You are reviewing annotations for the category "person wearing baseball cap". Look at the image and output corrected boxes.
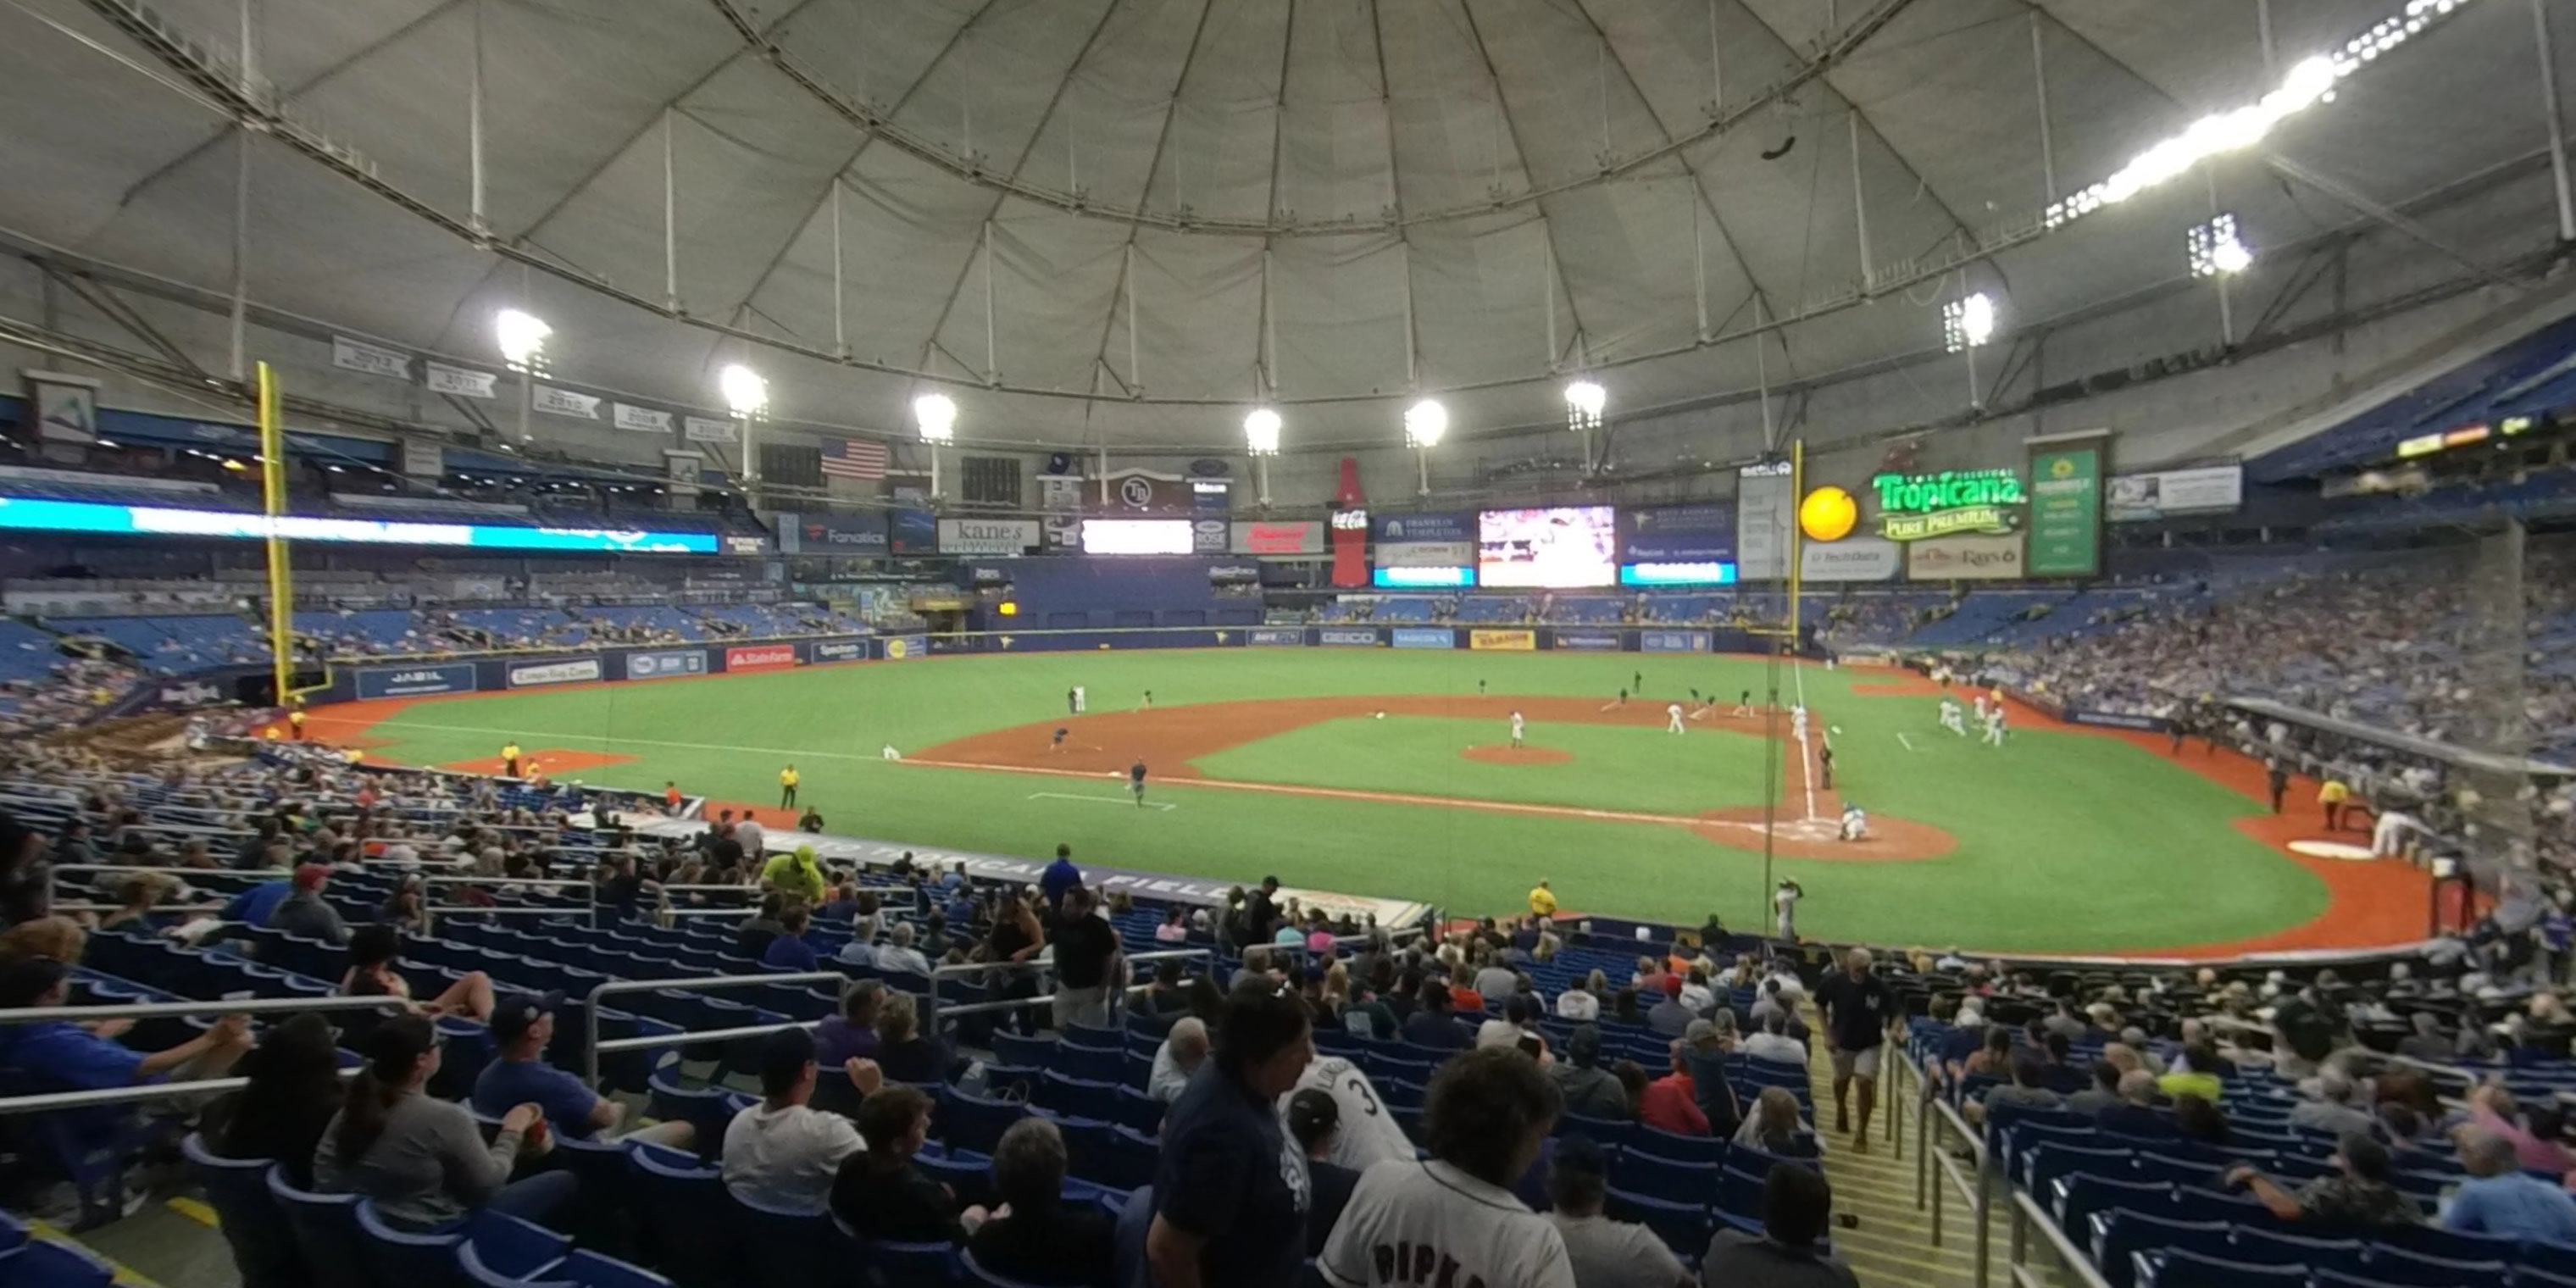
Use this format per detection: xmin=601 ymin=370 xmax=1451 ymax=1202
xmin=1646 ymin=974 xmax=1696 ymax=1038
xmin=469 ymin=992 xmax=695 ymax=1150
xmin=267 ymin=864 xmax=348 ymax=945
xmin=1679 ymin=1019 xmax=1743 ymax=1138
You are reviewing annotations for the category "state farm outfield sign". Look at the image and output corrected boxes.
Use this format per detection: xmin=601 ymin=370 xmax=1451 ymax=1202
xmin=508 ymin=658 xmax=602 ymax=688
xmin=725 ymin=644 xmax=799 ymax=672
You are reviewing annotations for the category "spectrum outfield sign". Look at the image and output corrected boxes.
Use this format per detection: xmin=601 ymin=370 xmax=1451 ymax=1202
xmin=1869 ymin=469 xmax=2024 ymax=541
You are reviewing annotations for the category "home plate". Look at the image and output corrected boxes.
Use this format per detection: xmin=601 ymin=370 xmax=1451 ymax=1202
xmin=2288 ymin=840 xmax=2376 ymax=862
xmin=1030 ymin=791 xmax=1174 ymax=812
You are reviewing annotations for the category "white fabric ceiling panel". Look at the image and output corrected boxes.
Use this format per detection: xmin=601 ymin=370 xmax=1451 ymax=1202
xmin=1124 ymin=230 xmax=1263 ymax=402
xmin=830 ymin=145 xmax=1002 ymax=370
xmin=1269 ymin=231 xmax=1406 ymax=398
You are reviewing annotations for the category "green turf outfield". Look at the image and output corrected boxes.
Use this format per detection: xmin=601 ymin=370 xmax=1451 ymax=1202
xmin=344 ymin=650 xmax=2328 ymax=953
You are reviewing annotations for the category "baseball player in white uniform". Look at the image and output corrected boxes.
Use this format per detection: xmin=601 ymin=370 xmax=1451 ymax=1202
xmin=1791 ymin=703 xmax=1810 ymax=741
xmin=1972 ymin=693 xmax=1990 ymax=724
xmin=1510 ymin=711 xmax=1525 ymax=748
xmin=1939 ymin=698 xmax=1967 ymax=736
xmin=1980 ymin=707 xmax=2007 ymax=747
xmin=1840 ymin=803 xmax=1868 ymax=841
xmin=1666 ymin=702 xmax=1686 ymax=735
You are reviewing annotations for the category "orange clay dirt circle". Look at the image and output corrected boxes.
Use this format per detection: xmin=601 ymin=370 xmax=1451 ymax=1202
xmin=1460 ymin=744 xmax=1573 ymax=766
xmin=908 ymin=693 xmax=1954 ymax=863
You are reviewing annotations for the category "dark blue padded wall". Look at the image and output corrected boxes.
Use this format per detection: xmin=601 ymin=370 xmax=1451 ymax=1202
xmin=968 ymin=558 xmax=1254 ymax=648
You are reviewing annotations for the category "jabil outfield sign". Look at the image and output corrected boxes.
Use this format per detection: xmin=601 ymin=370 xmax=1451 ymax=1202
xmin=1870 ymin=469 xmax=2024 ymax=541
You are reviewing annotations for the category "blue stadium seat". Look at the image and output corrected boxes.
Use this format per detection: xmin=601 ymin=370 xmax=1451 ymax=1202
xmin=1097 ymin=1126 xmax=1161 ymax=1193
xmin=2141 ymin=1249 xmax=2309 ymax=1288
xmin=1055 ymin=1044 xmax=1125 ymax=1085
xmin=2312 ymin=1274 xmax=2424 ymax=1288
xmin=1635 ymin=1124 xmax=1729 ymax=1166
xmin=2054 ymin=1175 xmax=2174 ymax=1238
xmin=2089 ymin=1212 xmax=2228 ymax=1288
xmin=961 ymin=1250 xmax=1055 ymax=1288
xmin=266 ymin=1168 xmax=369 ymax=1288
xmin=916 ymin=1149 xmax=997 ymax=1212
xmin=464 ymin=1211 xmax=571 ymax=1280
xmin=1717 ymin=1167 xmax=1768 ymax=1221
xmin=2166 ymin=1188 xmax=2279 ymax=1228
xmin=2030 ymin=1143 xmax=2135 ymax=1197
xmin=2226 ymin=1227 xmax=2363 ymax=1275
xmin=556 ymin=1251 xmax=675 ymax=1288
xmin=1557 ymin=1113 xmax=1635 ymax=1152
xmin=354 ymin=1200 xmax=464 ymax=1288
xmin=2359 ymin=1245 xmax=2509 ymax=1287
xmin=628 ymin=1146 xmax=730 ymax=1288
xmin=728 ymin=1191 xmax=845 ymax=1288
xmin=1109 ymin=1087 xmax=1163 ymax=1136
xmin=180 ymin=1135 xmax=303 ymax=1288
xmin=2525 ymin=1241 xmax=2576 ymax=1280
xmin=943 ymin=1090 xmax=1030 ymax=1158
xmin=1035 ymin=1072 xmax=1119 ymax=1123
xmin=1605 ymin=1188 xmax=1709 ymax=1259
xmin=645 ymin=1072 xmax=734 ymax=1146
xmin=0 ymin=1241 xmax=114 ymax=1288
xmin=838 ymin=1222 xmax=956 ymax=1288
xmin=2373 ymin=1223 xmax=2518 ymax=1265
xmin=1615 ymin=1151 xmax=1718 ymax=1207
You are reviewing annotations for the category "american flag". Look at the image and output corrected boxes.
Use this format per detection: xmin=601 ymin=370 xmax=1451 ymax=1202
xmin=819 ymin=438 xmax=889 ymax=481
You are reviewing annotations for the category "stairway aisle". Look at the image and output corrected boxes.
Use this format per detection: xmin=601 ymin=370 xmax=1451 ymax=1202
xmin=1797 ymin=1026 xmax=1998 ymax=1288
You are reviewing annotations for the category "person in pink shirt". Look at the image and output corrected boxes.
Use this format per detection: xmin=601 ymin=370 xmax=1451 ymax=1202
xmin=2469 ymin=1084 xmax=2576 ymax=1174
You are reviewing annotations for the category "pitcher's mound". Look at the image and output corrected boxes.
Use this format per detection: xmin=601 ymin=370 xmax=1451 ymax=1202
xmin=1461 ymin=745 xmax=1572 ymax=766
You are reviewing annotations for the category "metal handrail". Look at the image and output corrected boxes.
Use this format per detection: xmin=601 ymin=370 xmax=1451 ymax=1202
xmin=1900 ymin=1041 xmax=1990 ymax=1288
xmin=580 ymin=970 xmax=850 ymax=1086
xmin=590 ymin=980 xmax=1174 ymax=1063
xmin=0 ymin=995 xmax=401 ymax=1024
xmin=2007 ymin=1190 xmax=2116 ymax=1288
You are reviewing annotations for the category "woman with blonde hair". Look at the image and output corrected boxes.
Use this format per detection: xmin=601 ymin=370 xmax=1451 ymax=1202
xmin=1321 ymin=961 xmax=1352 ymax=1016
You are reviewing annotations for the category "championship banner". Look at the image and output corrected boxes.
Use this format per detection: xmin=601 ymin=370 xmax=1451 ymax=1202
xmin=2108 ymin=464 xmax=2242 ymax=522
xmin=938 ymin=518 xmax=1038 ymax=555
xmin=613 ymin=403 xmax=675 ymax=435
xmin=1319 ymin=628 xmax=1380 ymax=647
xmin=1248 ymin=628 xmax=1307 ymax=647
xmin=424 ymin=362 xmax=497 ymax=400
xmin=726 ymin=644 xmax=799 ymax=672
xmin=683 ymin=416 xmax=738 ymax=444
xmin=2026 ymin=432 xmax=2107 ymax=577
xmin=1640 ymin=630 xmax=1709 ymax=653
xmin=357 ymin=663 xmax=475 ymax=699
xmin=1231 ymin=520 xmax=1324 ymax=556
xmin=1735 ymin=463 xmax=1794 ymax=580
xmin=330 ymin=336 xmax=411 ymax=380
xmin=508 ymin=658 xmax=602 ymax=688
xmin=624 ymin=648 xmax=708 ymax=680
xmin=1552 ymin=631 xmax=1622 ymax=652
xmin=1907 ymin=532 xmax=2025 ymax=580
xmin=1391 ymin=627 xmax=1457 ymax=650
xmin=532 ymin=386 xmax=601 ymax=420
xmin=1469 ymin=629 xmax=1537 ymax=652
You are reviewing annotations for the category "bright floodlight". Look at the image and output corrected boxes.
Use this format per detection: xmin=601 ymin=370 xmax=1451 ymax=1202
xmin=913 ymin=392 xmax=958 ymax=444
xmin=1403 ymin=398 xmax=1448 ymax=449
xmin=495 ymin=308 xmax=550 ymax=370
xmin=1243 ymin=408 xmax=1282 ymax=456
xmin=719 ymin=364 xmax=769 ymax=418
xmin=1942 ymin=292 xmax=1996 ymax=353
xmin=2189 ymin=214 xmax=2253 ymax=277
xmin=1563 ymin=380 xmax=1605 ymax=433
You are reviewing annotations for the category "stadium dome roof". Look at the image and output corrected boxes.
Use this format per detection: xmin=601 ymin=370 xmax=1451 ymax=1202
xmin=0 ymin=0 xmax=2556 ymax=450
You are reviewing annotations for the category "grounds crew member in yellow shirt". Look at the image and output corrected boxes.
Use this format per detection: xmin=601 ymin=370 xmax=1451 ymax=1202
xmin=1529 ymin=880 xmax=1557 ymax=919
xmin=287 ymin=707 xmax=308 ymax=740
xmin=502 ymin=741 xmax=522 ymax=777
xmin=760 ymin=845 xmax=827 ymax=904
xmin=779 ymin=764 xmax=800 ymax=808
xmin=2319 ymin=778 xmax=2351 ymax=831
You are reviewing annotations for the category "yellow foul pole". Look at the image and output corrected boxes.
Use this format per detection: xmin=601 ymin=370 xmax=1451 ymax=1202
xmin=1786 ymin=438 xmax=1805 ymax=648
xmin=257 ymin=362 xmax=296 ymax=703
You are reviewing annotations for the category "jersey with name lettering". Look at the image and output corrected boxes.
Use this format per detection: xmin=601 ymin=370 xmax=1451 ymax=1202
xmin=1318 ymin=1158 xmax=1575 ymax=1288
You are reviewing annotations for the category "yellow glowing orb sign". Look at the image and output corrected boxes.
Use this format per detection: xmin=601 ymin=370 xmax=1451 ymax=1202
xmin=1799 ymin=486 xmax=1858 ymax=543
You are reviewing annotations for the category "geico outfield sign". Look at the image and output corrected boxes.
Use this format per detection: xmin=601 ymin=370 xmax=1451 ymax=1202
xmin=1870 ymin=469 xmax=2024 ymax=541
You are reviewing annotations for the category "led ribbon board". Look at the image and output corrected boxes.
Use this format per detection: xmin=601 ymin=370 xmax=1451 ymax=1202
xmin=1868 ymin=470 xmax=2025 ymax=541
xmin=0 ymin=496 xmax=720 ymax=553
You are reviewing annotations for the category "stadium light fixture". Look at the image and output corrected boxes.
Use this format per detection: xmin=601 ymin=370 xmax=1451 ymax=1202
xmin=494 ymin=308 xmax=550 ymax=373
xmin=913 ymin=392 xmax=958 ymax=444
xmin=1403 ymin=398 xmax=1448 ymax=449
xmin=2188 ymin=214 xmax=2253 ymax=277
xmin=1563 ymin=380 xmax=1605 ymax=434
xmin=1243 ymin=407 xmax=1282 ymax=457
xmin=719 ymin=364 xmax=769 ymax=419
xmin=1942 ymin=292 xmax=1997 ymax=354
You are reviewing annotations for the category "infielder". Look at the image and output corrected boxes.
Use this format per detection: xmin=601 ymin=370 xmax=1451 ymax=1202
xmin=1980 ymin=708 xmax=2007 ymax=747
xmin=1840 ymin=803 xmax=1868 ymax=841
xmin=1510 ymin=710 xmax=1526 ymax=748
xmin=1666 ymin=702 xmax=1686 ymax=736
xmin=1939 ymin=698 xmax=1967 ymax=737
xmin=1790 ymin=703 xmax=1810 ymax=741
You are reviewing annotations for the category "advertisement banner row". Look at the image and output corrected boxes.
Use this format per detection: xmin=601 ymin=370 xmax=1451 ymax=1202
xmin=349 ymin=636 xmax=884 ymax=702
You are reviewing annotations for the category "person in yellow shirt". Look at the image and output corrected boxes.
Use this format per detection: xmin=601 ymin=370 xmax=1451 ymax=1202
xmin=1529 ymin=880 xmax=1557 ymax=919
xmin=760 ymin=845 xmax=827 ymax=905
xmin=779 ymin=764 xmax=801 ymax=808
xmin=2319 ymin=779 xmax=2351 ymax=831
xmin=501 ymin=742 xmax=522 ymax=777
xmin=287 ymin=708 xmax=307 ymax=740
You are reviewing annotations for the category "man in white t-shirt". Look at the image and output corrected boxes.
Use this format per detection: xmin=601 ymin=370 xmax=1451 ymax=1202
xmin=1318 ymin=1048 xmax=1576 ymax=1288
xmin=721 ymin=1029 xmax=874 ymax=1213
xmin=2372 ymin=809 xmax=2420 ymax=859
xmin=1286 ymin=1056 xmax=1414 ymax=1174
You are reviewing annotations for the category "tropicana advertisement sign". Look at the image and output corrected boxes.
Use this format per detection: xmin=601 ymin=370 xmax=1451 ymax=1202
xmin=1868 ymin=469 xmax=2025 ymax=541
